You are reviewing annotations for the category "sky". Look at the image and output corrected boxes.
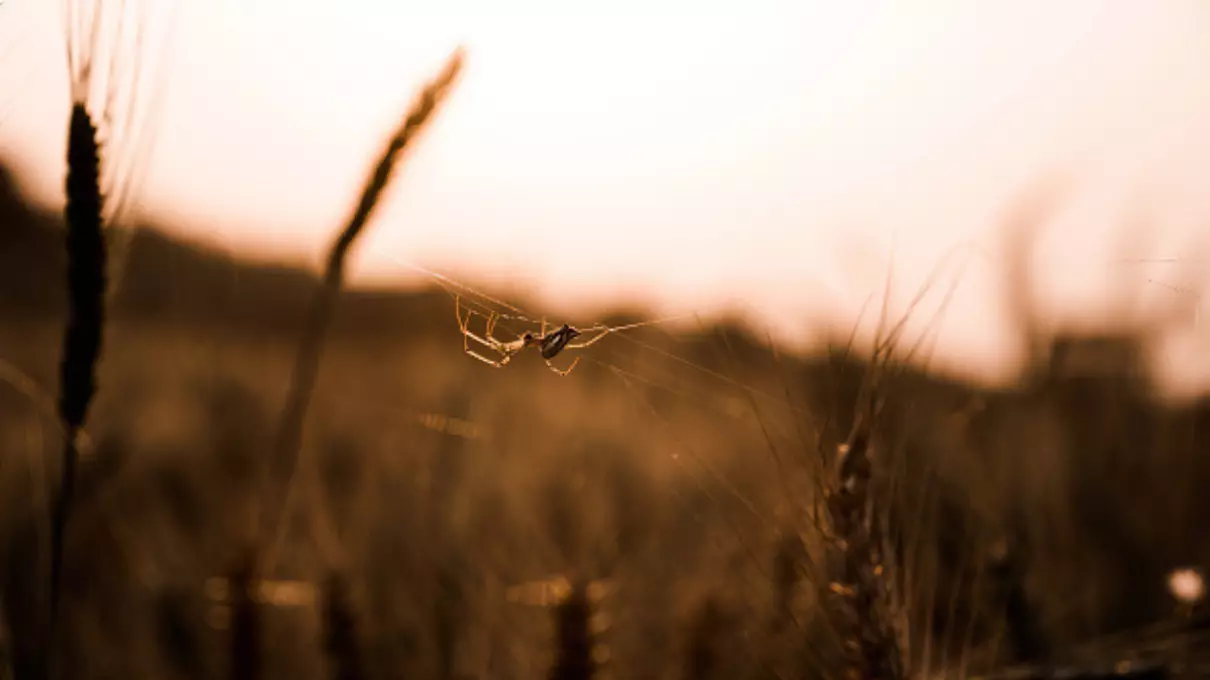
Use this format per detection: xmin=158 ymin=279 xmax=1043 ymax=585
xmin=1 ymin=0 xmax=1209 ymax=393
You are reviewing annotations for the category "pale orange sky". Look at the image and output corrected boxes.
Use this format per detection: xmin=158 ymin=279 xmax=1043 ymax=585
xmin=1 ymin=0 xmax=1209 ymax=392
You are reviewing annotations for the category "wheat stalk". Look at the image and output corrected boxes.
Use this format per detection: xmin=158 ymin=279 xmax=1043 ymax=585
xmin=681 ymin=596 xmax=734 ymax=680
xmin=258 ymin=47 xmax=465 ymax=575
xmin=31 ymin=2 xmax=175 ymax=676
xmin=39 ymin=97 xmax=107 ymax=680
xmin=548 ymin=579 xmax=597 ymax=680
xmin=46 ymin=67 xmax=108 ymax=595
xmin=321 ymin=572 xmax=365 ymax=680
xmin=228 ymin=549 xmax=262 ymax=680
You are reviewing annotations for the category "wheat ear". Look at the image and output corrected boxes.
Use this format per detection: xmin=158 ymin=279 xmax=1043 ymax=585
xmin=822 ymin=407 xmax=907 ymax=679
xmin=42 ymin=102 xmax=106 ymax=680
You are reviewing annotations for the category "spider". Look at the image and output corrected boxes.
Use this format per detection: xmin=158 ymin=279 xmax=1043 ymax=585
xmin=454 ymin=297 xmax=613 ymax=376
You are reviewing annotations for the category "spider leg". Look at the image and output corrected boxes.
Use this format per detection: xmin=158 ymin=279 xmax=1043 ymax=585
xmin=456 ymin=296 xmax=499 ymax=335
xmin=456 ymin=297 xmax=485 ymax=344
xmin=466 ymin=349 xmax=514 ymax=369
xmin=565 ymin=326 xmax=614 ymax=349
xmin=463 ymin=327 xmax=504 ymax=352
xmin=544 ymin=356 xmax=581 ymax=377
xmin=454 ymin=295 xmax=475 ymax=332
xmin=455 ymin=299 xmax=506 ymax=349
xmin=460 ymin=313 xmax=499 ymax=350
xmin=455 ymin=295 xmax=519 ymax=366
xmin=453 ymin=296 xmax=546 ymax=373
xmin=484 ymin=307 xmax=501 ymax=338
xmin=537 ymin=325 xmax=610 ymax=376
xmin=462 ymin=328 xmax=518 ymax=368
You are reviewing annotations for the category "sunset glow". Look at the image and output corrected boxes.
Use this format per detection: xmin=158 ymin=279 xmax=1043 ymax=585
xmin=2 ymin=0 xmax=1209 ymax=389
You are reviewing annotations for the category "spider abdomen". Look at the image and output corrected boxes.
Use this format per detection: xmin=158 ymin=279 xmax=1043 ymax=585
xmin=539 ymin=325 xmax=580 ymax=359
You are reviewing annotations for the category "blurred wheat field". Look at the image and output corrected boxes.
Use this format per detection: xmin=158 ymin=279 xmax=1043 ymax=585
xmin=2 ymin=4 xmax=1210 ymax=679
xmin=3 ymin=150 xmax=1210 ymax=677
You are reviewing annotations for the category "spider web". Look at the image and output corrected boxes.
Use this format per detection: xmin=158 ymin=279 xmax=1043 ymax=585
xmin=1117 ymin=256 xmax=1206 ymax=331
xmin=390 ymin=247 xmax=993 ymax=672
xmin=382 ymin=242 xmax=976 ymax=416
xmin=375 ymin=248 xmax=974 ymax=563
xmin=378 ymin=246 xmax=973 ymax=428
xmin=379 ymin=251 xmax=812 ymax=535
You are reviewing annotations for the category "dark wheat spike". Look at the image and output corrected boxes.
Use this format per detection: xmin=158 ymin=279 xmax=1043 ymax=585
xmin=988 ymin=537 xmax=1049 ymax=665
xmin=823 ymin=425 xmax=906 ymax=680
xmin=681 ymin=597 xmax=731 ymax=680
xmin=45 ymin=100 xmax=106 ymax=667
xmin=321 ymin=573 xmax=365 ymax=680
xmin=548 ymin=581 xmax=595 ymax=680
xmin=229 ymin=550 xmax=262 ymax=680
xmin=58 ymin=102 xmax=105 ymax=432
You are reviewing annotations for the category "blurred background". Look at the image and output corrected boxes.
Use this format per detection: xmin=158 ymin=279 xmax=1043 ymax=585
xmin=1 ymin=1 xmax=1209 ymax=679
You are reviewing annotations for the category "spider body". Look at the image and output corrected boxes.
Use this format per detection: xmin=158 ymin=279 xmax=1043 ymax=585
xmin=538 ymin=324 xmax=582 ymax=360
xmin=455 ymin=298 xmax=608 ymax=376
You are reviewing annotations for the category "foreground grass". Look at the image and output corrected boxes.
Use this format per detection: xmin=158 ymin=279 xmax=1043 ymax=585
xmin=1 ymin=207 xmax=1208 ymax=677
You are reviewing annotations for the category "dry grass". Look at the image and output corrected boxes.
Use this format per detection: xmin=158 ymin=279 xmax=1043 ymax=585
xmin=0 ymin=6 xmax=1208 ymax=680
xmin=1 ymin=219 xmax=1207 ymax=677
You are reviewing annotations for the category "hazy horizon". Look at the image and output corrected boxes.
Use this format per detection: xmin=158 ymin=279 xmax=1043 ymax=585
xmin=2 ymin=0 xmax=1208 ymax=392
